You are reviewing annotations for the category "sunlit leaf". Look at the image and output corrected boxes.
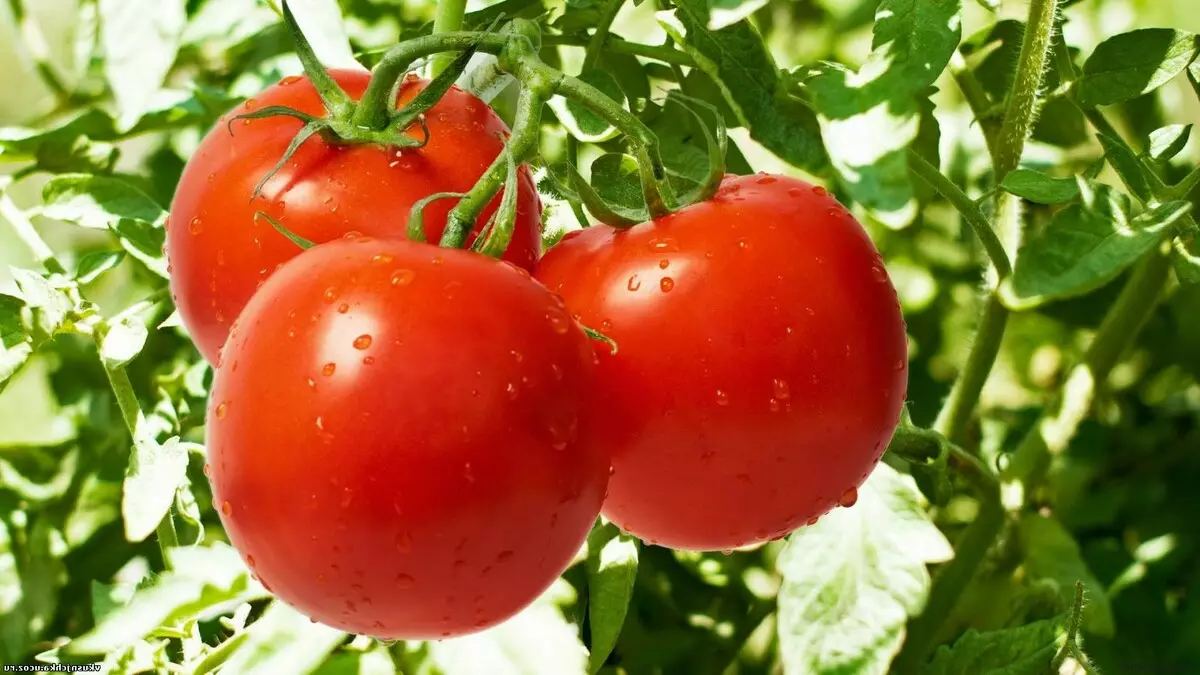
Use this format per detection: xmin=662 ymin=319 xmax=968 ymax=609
xmin=99 ymin=0 xmax=188 ymax=128
xmin=122 ymin=437 xmax=189 ymax=543
xmin=1019 ymin=514 xmax=1114 ymax=636
xmin=586 ymin=522 xmax=638 ymax=673
xmin=924 ymin=615 xmax=1067 ymax=675
xmin=1076 ymin=29 xmax=1200 ymax=107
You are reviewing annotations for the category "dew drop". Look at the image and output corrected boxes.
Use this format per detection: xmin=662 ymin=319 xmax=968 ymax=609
xmin=203 ymin=463 xmax=211 ymax=476
xmin=511 ymin=350 xmax=523 ymax=362
xmin=547 ymin=313 xmax=570 ymax=334
xmin=353 ymin=334 xmax=373 ymax=350
xmin=372 ymin=252 xmax=394 ymax=264
xmin=188 ymin=217 xmax=202 ymax=234
xmin=391 ymin=269 xmax=415 ymax=286
xmin=871 ymin=263 xmax=888 ymax=283
xmin=363 ymin=356 xmax=375 ymax=366
xmin=315 ymin=416 xmax=325 ymax=431
xmin=839 ymin=487 xmax=859 ymax=508
xmin=431 ymin=256 xmax=444 ymax=266
xmin=221 ymin=501 xmax=232 ymax=516
xmin=506 ymin=382 xmax=519 ymax=400
xmin=648 ymin=237 xmax=679 ymax=252
xmin=894 ymin=358 xmax=906 ymax=371
xmin=715 ymin=389 xmax=730 ymax=406
xmin=280 ymin=75 xmax=301 ymax=86
xmin=768 ymin=398 xmax=781 ymax=412
xmin=658 ymin=259 xmax=670 ymax=269
xmin=214 ymin=402 xmax=228 ymax=419
xmin=660 ymin=277 xmax=675 ymax=293
xmin=496 ymin=550 xmax=514 ymax=562
xmin=307 ymin=377 xmax=316 ymax=390
xmin=322 ymin=362 xmax=337 ymax=376
xmin=772 ymin=378 xmax=790 ymax=400
xmin=812 ymin=185 xmax=828 ymax=196
xmin=756 ymin=175 xmax=777 ymax=184
xmin=626 ymin=275 xmax=642 ymax=291
xmin=806 ymin=515 xmax=820 ymax=526
xmin=323 ymin=287 xmax=338 ymax=303
xmin=246 ymin=554 xmax=256 ymax=567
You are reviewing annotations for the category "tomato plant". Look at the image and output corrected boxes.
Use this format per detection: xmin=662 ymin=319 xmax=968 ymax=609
xmin=537 ymin=174 xmax=908 ymax=550
xmin=207 ymin=236 xmax=606 ymax=638
xmin=168 ymin=69 xmax=541 ymax=364
xmin=2 ymin=0 xmax=1200 ymax=673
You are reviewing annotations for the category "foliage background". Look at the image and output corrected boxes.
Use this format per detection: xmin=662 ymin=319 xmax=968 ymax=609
xmin=1 ymin=0 xmax=1199 ymax=673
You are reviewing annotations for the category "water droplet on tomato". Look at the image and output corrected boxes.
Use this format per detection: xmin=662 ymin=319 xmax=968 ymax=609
xmin=736 ymin=239 xmax=749 ymax=249
xmin=214 ymin=402 xmax=228 ymax=419
xmin=336 ymin=303 xmax=349 ymax=314
xmin=721 ymin=549 xmax=733 ymax=556
xmin=768 ymin=398 xmax=781 ymax=412
xmin=715 ymin=389 xmax=730 ymax=406
xmin=344 ymin=230 xmax=363 ymax=240
xmin=340 ymin=487 xmax=353 ymax=508
xmin=322 ymin=362 xmax=336 ymax=376
xmin=391 ymin=269 xmax=415 ymax=286
xmin=658 ymin=259 xmax=670 ymax=269
xmin=772 ymin=378 xmax=790 ymax=400
xmin=547 ymin=312 xmax=570 ymax=334
xmin=871 ymin=263 xmax=888 ymax=283
xmin=894 ymin=358 xmax=906 ymax=370
xmin=315 ymin=416 xmax=325 ymax=430
xmin=627 ymin=275 xmax=642 ymax=291
xmin=372 ymin=252 xmax=394 ymax=264
xmin=221 ymin=501 xmax=232 ymax=516
xmin=839 ymin=487 xmax=859 ymax=507
xmin=648 ymin=237 xmax=679 ymax=252
xmin=203 ymin=463 xmax=211 ymax=476
xmin=246 ymin=554 xmax=256 ymax=567
xmin=506 ymin=382 xmax=518 ymax=399
xmin=306 ymin=377 xmax=316 ymax=390
xmin=813 ymin=185 xmax=828 ymax=196
xmin=188 ymin=217 xmax=202 ymax=234
xmin=550 ymin=363 xmax=563 ymax=381
xmin=431 ymin=256 xmax=444 ymax=266
xmin=806 ymin=515 xmax=820 ymax=526
xmin=363 ymin=356 xmax=375 ymax=365
xmin=280 ymin=75 xmax=301 ymax=86
xmin=510 ymin=350 xmax=523 ymax=362
xmin=463 ymin=462 xmax=475 ymax=483
xmin=323 ymin=287 xmax=338 ymax=303
xmin=395 ymin=531 xmax=413 ymax=553
xmin=660 ymin=277 xmax=675 ymax=292
xmin=344 ymin=599 xmax=357 ymax=613
xmin=757 ymin=175 xmax=777 ymax=185
xmin=353 ymin=334 xmax=373 ymax=350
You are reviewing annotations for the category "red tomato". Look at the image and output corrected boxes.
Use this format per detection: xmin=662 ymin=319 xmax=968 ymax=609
xmin=206 ymin=237 xmax=607 ymax=638
xmin=168 ymin=69 xmax=541 ymax=364
xmin=536 ymin=174 xmax=907 ymax=551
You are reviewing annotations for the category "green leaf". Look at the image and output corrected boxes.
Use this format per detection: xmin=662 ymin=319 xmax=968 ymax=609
xmin=1076 ymin=29 xmax=1200 ymax=107
xmin=805 ymin=0 xmax=963 ymax=227
xmin=217 ymin=601 xmax=346 ymax=674
xmin=708 ymin=0 xmax=769 ymax=30
xmin=551 ymin=70 xmax=627 ymax=143
xmin=591 ymin=153 xmax=647 ymax=214
xmin=74 ymin=250 xmax=126 ymax=284
xmin=122 ymin=436 xmax=188 ymax=543
xmin=1148 ymin=124 xmax=1192 ymax=163
xmin=42 ymin=175 xmax=166 ymax=229
xmin=0 ymin=519 xmax=66 ymax=663
xmin=1173 ymin=237 xmax=1200 ymax=285
xmin=1019 ymin=514 xmax=1114 ymax=637
xmin=923 ymin=615 xmax=1067 ymax=675
xmin=586 ymin=522 xmax=639 ymax=674
xmin=99 ymin=316 xmax=149 ymax=370
xmin=658 ymin=1 xmax=827 ymax=172
xmin=98 ymin=0 xmax=188 ymax=127
xmin=426 ymin=587 xmax=589 ymax=675
xmin=112 ymin=219 xmax=169 ymax=279
xmin=0 ymin=295 xmax=33 ymax=392
xmin=9 ymin=268 xmax=72 ymax=338
xmin=1001 ymin=192 xmax=1189 ymax=310
xmin=776 ymin=463 xmax=952 ymax=674
xmin=1097 ymin=134 xmax=1154 ymax=203
xmin=66 ymin=544 xmax=263 ymax=655
xmin=1000 ymin=169 xmax=1081 ymax=204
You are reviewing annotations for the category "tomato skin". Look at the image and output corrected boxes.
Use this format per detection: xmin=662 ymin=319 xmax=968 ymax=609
xmin=168 ymin=69 xmax=541 ymax=364
xmin=206 ymin=237 xmax=607 ymax=639
xmin=536 ymin=174 xmax=907 ymax=551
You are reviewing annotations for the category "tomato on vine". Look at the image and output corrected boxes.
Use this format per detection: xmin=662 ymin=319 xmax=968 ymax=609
xmin=537 ymin=174 xmax=908 ymax=551
xmin=167 ymin=70 xmax=541 ymax=364
xmin=206 ymin=237 xmax=608 ymax=639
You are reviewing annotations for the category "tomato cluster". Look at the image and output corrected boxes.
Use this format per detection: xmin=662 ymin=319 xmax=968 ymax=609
xmin=171 ymin=74 xmax=906 ymax=640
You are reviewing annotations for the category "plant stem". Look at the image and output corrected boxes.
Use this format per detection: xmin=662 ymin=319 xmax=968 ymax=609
xmin=887 ymin=428 xmax=1005 ymax=675
xmin=948 ymin=51 xmax=999 ymax=155
xmin=934 ymin=296 xmax=1009 ymax=444
xmin=907 ymin=151 xmax=1011 ymax=277
xmin=994 ymin=0 xmax=1059 ymax=179
xmin=1001 ymin=248 xmax=1172 ymax=484
xmin=430 ymin=0 xmax=469 ymax=77
xmin=541 ymin=34 xmax=695 ymax=66
xmin=352 ymin=32 xmax=509 ymax=130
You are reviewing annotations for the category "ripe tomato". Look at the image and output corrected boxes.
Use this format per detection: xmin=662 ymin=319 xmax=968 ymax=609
xmin=206 ymin=237 xmax=607 ymax=638
xmin=168 ymin=69 xmax=541 ymax=364
xmin=536 ymin=174 xmax=907 ymax=551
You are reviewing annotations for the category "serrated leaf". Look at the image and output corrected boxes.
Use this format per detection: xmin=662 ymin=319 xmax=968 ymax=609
xmin=217 ymin=601 xmax=346 ymax=674
xmin=1149 ymin=124 xmax=1192 ymax=163
xmin=122 ymin=436 xmax=188 ymax=543
xmin=1076 ymin=29 xmax=1200 ymax=107
xmin=586 ymin=522 xmax=638 ymax=674
xmin=658 ymin=2 xmax=827 ymax=172
xmin=66 ymin=544 xmax=262 ymax=655
xmin=776 ymin=463 xmax=952 ymax=675
xmin=805 ymin=0 xmax=963 ymax=227
xmin=427 ymin=587 xmax=589 ymax=675
xmin=0 ymin=294 xmax=33 ymax=391
xmin=1000 ymin=169 xmax=1081 ymax=204
xmin=1019 ymin=514 xmax=1115 ymax=636
xmin=100 ymin=316 xmax=149 ymax=369
xmin=1002 ymin=194 xmax=1189 ymax=310
xmin=923 ymin=615 xmax=1067 ymax=675
xmin=10 ymin=268 xmax=72 ymax=338
xmin=42 ymin=175 xmax=165 ymax=229
xmin=74 ymin=250 xmax=126 ymax=284
xmin=99 ymin=0 xmax=188 ymax=128
xmin=550 ymin=70 xmax=627 ymax=143
xmin=1097 ymin=134 xmax=1154 ymax=203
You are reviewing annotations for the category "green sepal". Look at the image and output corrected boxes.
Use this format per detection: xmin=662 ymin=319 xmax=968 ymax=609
xmin=256 ymin=211 xmax=315 ymax=250
xmin=280 ymin=0 xmax=352 ymax=116
xmin=567 ymin=164 xmax=644 ymax=228
xmin=407 ymin=192 xmax=467 ymax=243
xmin=474 ymin=145 xmax=519 ymax=258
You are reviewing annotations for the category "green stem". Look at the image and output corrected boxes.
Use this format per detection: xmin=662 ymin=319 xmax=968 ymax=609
xmin=934 ymin=295 xmax=1009 ymax=444
xmin=1001 ymin=248 xmax=1172 ymax=484
xmin=441 ymin=82 xmax=547 ymax=248
xmin=351 ymin=32 xmax=509 ymax=130
xmin=887 ymin=428 xmax=1005 ymax=675
xmin=1050 ymin=582 xmax=1087 ymax=672
xmin=994 ymin=0 xmax=1060 ymax=179
xmin=280 ymin=1 xmax=352 ymax=117
xmin=431 ymin=0 xmax=470 ymax=77
xmin=907 ymin=151 xmax=1011 ymax=277
xmin=949 ymin=51 xmax=999 ymax=156
xmin=541 ymin=34 xmax=694 ymax=66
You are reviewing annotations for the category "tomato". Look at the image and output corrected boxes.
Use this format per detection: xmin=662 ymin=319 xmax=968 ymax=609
xmin=168 ymin=69 xmax=541 ymax=364
xmin=535 ymin=174 xmax=908 ymax=551
xmin=206 ymin=237 xmax=608 ymax=638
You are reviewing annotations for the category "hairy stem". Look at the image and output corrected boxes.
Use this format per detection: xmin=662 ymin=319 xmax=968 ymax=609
xmin=994 ymin=0 xmax=1060 ymax=179
xmin=430 ymin=0 xmax=469 ymax=77
xmin=907 ymin=151 xmax=1011 ymax=277
xmin=949 ymin=51 xmax=999 ymax=156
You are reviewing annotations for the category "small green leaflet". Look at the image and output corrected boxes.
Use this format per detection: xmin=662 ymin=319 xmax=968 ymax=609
xmin=1148 ymin=124 xmax=1192 ymax=164
xmin=1001 ymin=189 xmax=1190 ymax=310
xmin=1019 ymin=514 xmax=1115 ymax=636
xmin=923 ymin=615 xmax=1067 ymax=675
xmin=586 ymin=522 xmax=639 ymax=674
xmin=122 ymin=436 xmax=189 ymax=543
xmin=1000 ymin=169 xmax=1081 ymax=205
xmin=776 ymin=462 xmax=952 ymax=675
xmin=216 ymin=601 xmax=346 ymax=675
xmin=10 ymin=268 xmax=73 ymax=339
xmin=550 ymin=70 xmax=627 ymax=143
xmin=42 ymin=175 xmax=169 ymax=278
xmin=0 ymin=294 xmax=33 ymax=392
xmin=99 ymin=316 xmax=150 ymax=370
xmin=1075 ymin=29 xmax=1200 ymax=108
xmin=74 ymin=250 xmax=126 ymax=284
xmin=1096 ymin=134 xmax=1154 ymax=204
